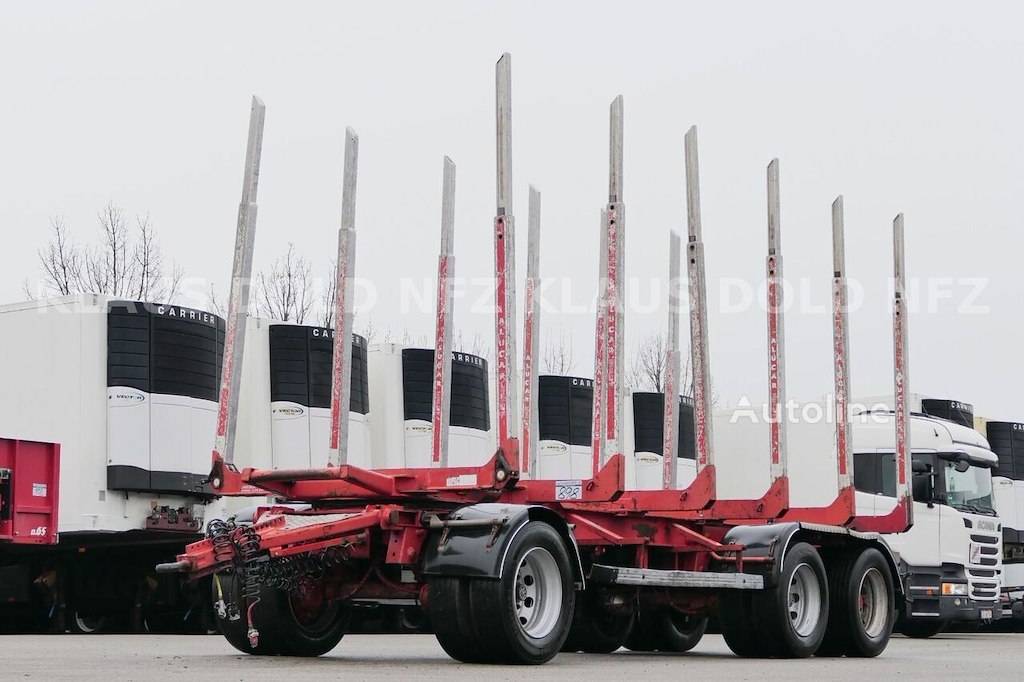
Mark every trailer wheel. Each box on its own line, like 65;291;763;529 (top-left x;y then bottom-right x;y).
618;614;651;651
213;572;349;656
718;590;765;657
213;572;286;655
469;521;575;664
427;576;488;663
720;542;828;658
818;548;895;657
70;612;106;634
561;588;634;653
636;608;708;653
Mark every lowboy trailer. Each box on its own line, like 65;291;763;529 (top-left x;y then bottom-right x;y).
159;54;915;663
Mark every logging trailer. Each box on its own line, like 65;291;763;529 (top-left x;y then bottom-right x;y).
158;53;915;663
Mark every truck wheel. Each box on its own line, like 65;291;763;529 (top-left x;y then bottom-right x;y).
637;608;708;653
818;548;895;657
898;618;947;638
427;576;488;663
468;521;576;664
561;588;634;653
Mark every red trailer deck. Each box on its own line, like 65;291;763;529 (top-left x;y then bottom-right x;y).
160;54;914;664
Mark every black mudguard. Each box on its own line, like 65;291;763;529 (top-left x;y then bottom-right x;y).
722;522;801;588
420;503;585;586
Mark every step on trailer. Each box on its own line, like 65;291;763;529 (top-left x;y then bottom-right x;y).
159;54;914;663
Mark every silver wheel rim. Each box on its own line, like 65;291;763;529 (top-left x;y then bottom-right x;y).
787;563;822;637
74;613;102;633
514;547;562;639
858;567;889;638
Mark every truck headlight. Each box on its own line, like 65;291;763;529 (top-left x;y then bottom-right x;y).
941;582;968;596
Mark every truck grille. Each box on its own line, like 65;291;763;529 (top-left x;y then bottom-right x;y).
969;531;1001;601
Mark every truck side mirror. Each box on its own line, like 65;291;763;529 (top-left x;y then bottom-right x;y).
912;461;935;505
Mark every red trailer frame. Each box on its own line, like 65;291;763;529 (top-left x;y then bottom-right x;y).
164;54;914;664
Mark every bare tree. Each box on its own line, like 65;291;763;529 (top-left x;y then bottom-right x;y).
454;330;492;362
541;327;575;375
255;243;315;323
38;217;81;296
629;332;668;392
628;332;701;398
354;313;377;343
34;202;181;302
315;258;338;328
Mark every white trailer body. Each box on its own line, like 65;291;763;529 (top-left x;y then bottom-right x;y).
0;295;225;533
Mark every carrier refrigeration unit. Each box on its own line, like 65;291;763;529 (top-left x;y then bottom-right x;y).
232;321;370;474
367;344;491;469
0;295;226;632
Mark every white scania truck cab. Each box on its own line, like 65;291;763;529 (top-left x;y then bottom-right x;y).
851;410;1001;636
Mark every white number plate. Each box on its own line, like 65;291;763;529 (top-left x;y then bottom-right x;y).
981;609;993;619
555;480;583;500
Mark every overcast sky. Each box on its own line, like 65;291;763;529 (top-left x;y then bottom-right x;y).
2;1;1022;420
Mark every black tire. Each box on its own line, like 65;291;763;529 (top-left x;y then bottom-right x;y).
720;542;829;658
718;589;765;657
426;576;488;663
69;612;106;634
561;588;634;653
213;572;349;656
899;618;948;639
818;548;895;657
637;608;708;653
466;521;576;664
622;613;657;651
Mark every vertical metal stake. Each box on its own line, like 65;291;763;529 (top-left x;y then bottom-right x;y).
662;231;682;489
521;186;541;476
213;96;265;469
684;126;715;473
831;196;853;491
328;128;359;466
765;158;787;483
431;157;456;467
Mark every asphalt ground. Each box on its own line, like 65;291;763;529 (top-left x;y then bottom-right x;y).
4;632;1014;681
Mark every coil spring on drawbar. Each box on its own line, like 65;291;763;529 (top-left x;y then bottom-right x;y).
235;525;264;605
207;518;236;563
262;545;350;595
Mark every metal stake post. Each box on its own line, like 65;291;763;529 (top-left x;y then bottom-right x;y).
521;187;541;476
494;53;520;451
213;97;265;474
765;159;788;486
684;126;715;476
662;231;682;489
328;129;359;466
591;209;608;476
604;96;625;462
431;157;456;467
831;196;853;492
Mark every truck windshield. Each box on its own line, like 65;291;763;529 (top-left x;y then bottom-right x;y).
941;462;995;515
